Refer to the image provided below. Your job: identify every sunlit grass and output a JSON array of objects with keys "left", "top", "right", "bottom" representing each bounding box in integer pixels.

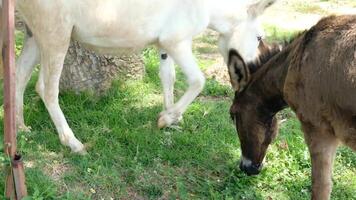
[
  {"left": 321, "top": 0, "right": 356, "bottom": 8},
  {"left": 292, "top": 1, "right": 328, "bottom": 15},
  {"left": 263, "top": 24, "right": 303, "bottom": 43}
]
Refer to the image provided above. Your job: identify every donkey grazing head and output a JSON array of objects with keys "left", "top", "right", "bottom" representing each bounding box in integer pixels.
[
  {"left": 230, "top": 95, "right": 279, "bottom": 175},
  {"left": 218, "top": 0, "right": 276, "bottom": 64},
  {"left": 228, "top": 42, "right": 285, "bottom": 175}
]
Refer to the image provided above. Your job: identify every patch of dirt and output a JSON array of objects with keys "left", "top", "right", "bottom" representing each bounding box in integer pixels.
[
  {"left": 193, "top": 30, "right": 231, "bottom": 86},
  {"left": 44, "top": 161, "right": 71, "bottom": 181},
  {"left": 121, "top": 188, "right": 146, "bottom": 200},
  {"left": 203, "top": 57, "right": 230, "bottom": 86},
  {"left": 38, "top": 151, "right": 72, "bottom": 182}
]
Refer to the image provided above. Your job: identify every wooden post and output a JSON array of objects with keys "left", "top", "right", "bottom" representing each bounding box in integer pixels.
[{"left": 2, "top": 0, "right": 28, "bottom": 199}]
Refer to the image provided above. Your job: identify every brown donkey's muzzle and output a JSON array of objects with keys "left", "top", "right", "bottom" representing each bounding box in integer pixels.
[{"left": 239, "top": 161, "right": 263, "bottom": 176}]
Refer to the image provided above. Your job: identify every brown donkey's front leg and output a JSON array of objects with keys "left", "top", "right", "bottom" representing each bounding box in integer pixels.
[{"left": 301, "top": 122, "right": 339, "bottom": 200}]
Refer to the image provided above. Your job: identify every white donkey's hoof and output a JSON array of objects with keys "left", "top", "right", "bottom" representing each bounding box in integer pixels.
[
  {"left": 18, "top": 125, "right": 32, "bottom": 133},
  {"left": 73, "top": 147, "right": 88, "bottom": 155},
  {"left": 157, "top": 111, "right": 182, "bottom": 129},
  {"left": 66, "top": 138, "right": 87, "bottom": 155},
  {"left": 71, "top": 143, "right": 87, "bottom": 155}
]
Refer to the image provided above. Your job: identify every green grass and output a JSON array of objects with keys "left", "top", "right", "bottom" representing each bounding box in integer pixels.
[
  {"left": 292, "top": 2, "right": 328, "bottom": 15},
  {"left": 0, "top": 28, "right": 355, "bottom": 200},
  {"left": 193, "top": 32, "right": 220, "bottom": 55},
  {"left": 291, "top": 0, "right": 356, "bottom": 14},
  {"left": 263, "top": 24, "right": 303, "bottom": 43},
  {"left": 320, "top": 0, "right": 356, "bottom": 8}
]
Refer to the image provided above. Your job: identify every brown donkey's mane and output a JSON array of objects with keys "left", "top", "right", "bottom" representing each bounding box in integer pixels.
[
  {"left": 247, "top": 44, "right": 282, "bottom": 74},
  {"left": 226, "top": 36, "right": 301, "bottom": 94},
  {"left": 231, "top": 33, "right": 304, "bottom": 101},
  {"left": 246, "top": 34, "right": 302, "bottom": 74}
]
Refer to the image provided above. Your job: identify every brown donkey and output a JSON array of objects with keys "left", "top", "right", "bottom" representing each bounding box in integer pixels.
[{"left": 228, "top": 15, "right": 356, "bottom": 200}]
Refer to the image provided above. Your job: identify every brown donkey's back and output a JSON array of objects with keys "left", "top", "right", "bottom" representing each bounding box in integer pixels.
[
  {"left": 283, "top": 15, "right": 356, "bottom": 200},
  {"left": 284, "top": 15, "right": 356, "bottom": 151}
]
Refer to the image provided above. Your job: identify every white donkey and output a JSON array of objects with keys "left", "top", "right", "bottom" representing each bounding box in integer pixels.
[{"left": 12, "top": 0, "right": 276, "bottom": 154}]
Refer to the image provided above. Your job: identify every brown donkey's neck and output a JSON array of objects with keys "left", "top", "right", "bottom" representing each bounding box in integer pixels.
[{"left": 244, "top": 37, "right": 304, "bottom": 116}]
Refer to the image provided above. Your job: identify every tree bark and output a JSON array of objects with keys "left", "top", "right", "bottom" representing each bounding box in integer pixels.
[{"left": 60, "top": 41, "right": 145, "bottom": 94}]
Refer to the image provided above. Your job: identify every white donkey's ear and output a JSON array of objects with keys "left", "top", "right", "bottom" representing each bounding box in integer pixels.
[
  {"left": 227, "top": 49, "right": 251, "bottom": 92},
  {"left": 248, "top": 0, "right": 276, "bottom": 18}
]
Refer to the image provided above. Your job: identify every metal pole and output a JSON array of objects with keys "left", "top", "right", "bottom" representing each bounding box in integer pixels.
[{"left": 2, "top": 0, "right": 28, "bottom": 199}]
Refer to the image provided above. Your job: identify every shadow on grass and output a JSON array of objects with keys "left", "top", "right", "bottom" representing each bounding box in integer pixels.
[{"left": 0, "top": 70, "right": 264, "bottom": 199}]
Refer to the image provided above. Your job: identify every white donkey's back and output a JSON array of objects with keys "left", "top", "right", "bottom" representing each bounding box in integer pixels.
[
  {"left": 19, "top": 0, "right": 210, "bottom": 53},
  {"left": 73, "top": 0, "right": 209, "bottom": 51},
  {"left": 13, "top": 0, "right": 276, "bottom": 154}
]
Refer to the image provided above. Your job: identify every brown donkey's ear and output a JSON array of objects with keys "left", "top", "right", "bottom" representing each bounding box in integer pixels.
[{"left": 227, "top": 49, "right": 251, "bottom": 92}]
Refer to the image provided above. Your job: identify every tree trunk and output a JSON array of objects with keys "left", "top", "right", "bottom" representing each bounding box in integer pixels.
[{"left": 60, "top": 41, "right": 145, "bottom": 94}]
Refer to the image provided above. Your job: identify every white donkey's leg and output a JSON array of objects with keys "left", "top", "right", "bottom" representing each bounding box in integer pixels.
[
  {"left": 159, "top": 50, "right": 176, "bottom": 110},
  {"left": 36, "top": 40, "right": 85, "bottom": 154},
  {"left": 158, "top": 40, "right": 205, "bottom": 128},
  {"left": 16, "top": 34, "right": 40, "bottom": 132}
]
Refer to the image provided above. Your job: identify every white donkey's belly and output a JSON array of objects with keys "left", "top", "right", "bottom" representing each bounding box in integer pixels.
[
  {"left": 72, "top": 22, "right": 158, "bottom": 55},
  {"left": 71, "top": 20, "right": 159, "bottom": 55},
  {"left": 71, "top": 1, "right": 166, "bottom": 51},
  {"left": 72, "top": 30, "right": 157, "bottom": 50},
  {"left": 68, "top": 0, "right": 208, "bottom": 54}
]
